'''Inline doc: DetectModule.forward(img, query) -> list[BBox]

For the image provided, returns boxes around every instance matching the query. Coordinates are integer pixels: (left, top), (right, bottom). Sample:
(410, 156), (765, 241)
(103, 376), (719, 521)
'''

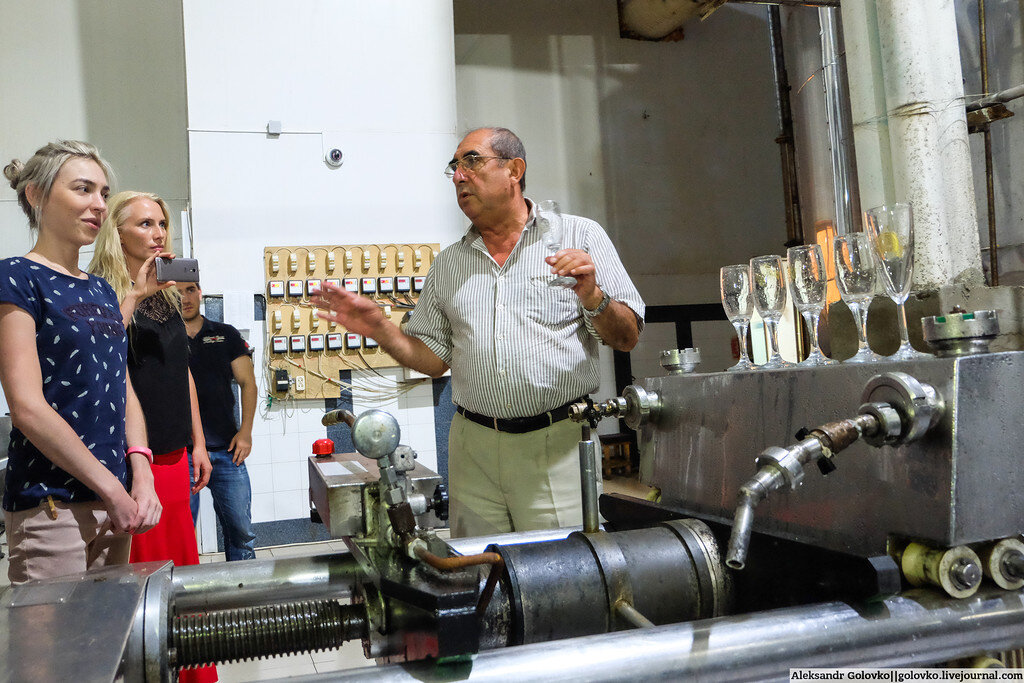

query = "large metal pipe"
(324, 587), (1024, 682)
(767, 4), (804, 246)
(171, 552), (364, 611)
(819, 6), (861, 236)
(842, 0), (984, 289)
(978, 0), (999, 285)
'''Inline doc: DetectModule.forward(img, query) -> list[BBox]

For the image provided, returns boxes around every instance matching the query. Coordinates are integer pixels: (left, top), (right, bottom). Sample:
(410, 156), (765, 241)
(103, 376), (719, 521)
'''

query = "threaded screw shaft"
(173, 599), (368, 668)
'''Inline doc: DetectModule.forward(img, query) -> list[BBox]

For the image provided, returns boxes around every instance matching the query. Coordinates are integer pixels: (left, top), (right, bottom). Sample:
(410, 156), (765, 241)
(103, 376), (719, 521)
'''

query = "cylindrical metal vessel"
(484, 519), (726, 647)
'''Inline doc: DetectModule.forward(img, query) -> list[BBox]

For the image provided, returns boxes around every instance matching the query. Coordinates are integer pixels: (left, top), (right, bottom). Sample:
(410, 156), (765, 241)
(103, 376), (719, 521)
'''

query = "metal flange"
(621, 385), (661, 430)
(860, 372), (944, 445)
(660, 348), (701, 375)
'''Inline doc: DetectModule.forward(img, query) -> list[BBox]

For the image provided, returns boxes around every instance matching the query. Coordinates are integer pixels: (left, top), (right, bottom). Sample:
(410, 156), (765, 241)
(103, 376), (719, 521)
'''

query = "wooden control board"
(264, 243), (439, 399)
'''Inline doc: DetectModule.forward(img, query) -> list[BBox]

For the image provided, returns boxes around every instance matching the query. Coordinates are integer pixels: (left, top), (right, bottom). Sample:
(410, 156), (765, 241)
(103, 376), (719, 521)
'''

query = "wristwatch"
(127, 446), (154, 464)
(583, 291), (612, 319)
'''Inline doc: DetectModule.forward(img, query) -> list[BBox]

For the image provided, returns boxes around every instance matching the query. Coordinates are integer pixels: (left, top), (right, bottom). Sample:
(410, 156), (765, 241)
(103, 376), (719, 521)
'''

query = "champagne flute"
(864, 202), (930, 360)
(786, 244), (837, 366)
(749, 255), (795, 370)
(833, 233), (883, 363)
(537, 200), (577, 288)
(720, 265), (755, 372)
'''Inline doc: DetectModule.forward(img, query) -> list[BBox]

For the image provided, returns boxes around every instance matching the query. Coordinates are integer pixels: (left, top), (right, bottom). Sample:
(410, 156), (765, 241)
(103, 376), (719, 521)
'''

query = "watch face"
(587, 293), (611, 316)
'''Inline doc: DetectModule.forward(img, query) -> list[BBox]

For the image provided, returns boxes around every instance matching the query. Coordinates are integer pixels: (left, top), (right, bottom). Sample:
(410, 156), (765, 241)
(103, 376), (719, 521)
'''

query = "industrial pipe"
(819, 5), (861, 236)
(579, 438), (600, 533)
(967, 83), (1024, 111)
(324, 588), (1024, 682)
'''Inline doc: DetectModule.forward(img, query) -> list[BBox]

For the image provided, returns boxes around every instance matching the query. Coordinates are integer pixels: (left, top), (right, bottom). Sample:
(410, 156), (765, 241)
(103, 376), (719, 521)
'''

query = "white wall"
(0, 0), (188, 413)
(181, 0), (461, 524)
(0, 1), (188, 258)
(453, 1), (787, 378)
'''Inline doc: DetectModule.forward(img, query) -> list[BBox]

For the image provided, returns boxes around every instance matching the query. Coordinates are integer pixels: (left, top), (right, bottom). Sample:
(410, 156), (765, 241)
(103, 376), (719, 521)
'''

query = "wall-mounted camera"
(325, 148), (344, 168)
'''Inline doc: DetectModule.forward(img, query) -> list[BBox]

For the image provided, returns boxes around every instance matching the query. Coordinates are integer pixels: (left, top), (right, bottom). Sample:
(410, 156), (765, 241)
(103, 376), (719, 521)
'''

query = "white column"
(842, 0), (984, 289)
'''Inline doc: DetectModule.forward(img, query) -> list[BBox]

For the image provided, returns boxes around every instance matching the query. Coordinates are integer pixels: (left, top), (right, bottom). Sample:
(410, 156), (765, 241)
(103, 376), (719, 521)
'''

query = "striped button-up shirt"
(405, 200), (645, 419)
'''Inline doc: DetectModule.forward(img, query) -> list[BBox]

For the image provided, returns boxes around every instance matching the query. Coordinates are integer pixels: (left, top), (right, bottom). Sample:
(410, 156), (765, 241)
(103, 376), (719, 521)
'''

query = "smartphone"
(155, 257), (200, 283)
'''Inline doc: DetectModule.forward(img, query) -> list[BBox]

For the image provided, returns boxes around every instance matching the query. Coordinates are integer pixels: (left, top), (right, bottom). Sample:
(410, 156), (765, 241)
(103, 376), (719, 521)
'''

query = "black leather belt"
(456, 399), (583, 434)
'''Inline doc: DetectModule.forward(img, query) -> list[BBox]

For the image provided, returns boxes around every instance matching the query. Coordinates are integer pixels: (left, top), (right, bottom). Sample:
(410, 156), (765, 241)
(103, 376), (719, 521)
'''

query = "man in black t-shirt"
(179, 282), (258, 560)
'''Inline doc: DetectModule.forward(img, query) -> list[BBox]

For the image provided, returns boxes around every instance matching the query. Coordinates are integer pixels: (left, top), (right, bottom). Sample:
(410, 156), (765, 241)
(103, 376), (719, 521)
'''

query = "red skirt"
(130, 447), (217, 683)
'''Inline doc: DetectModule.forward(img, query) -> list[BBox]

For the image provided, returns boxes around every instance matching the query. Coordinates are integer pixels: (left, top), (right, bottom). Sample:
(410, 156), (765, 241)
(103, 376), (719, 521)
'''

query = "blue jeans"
(189, 449), (257, 561)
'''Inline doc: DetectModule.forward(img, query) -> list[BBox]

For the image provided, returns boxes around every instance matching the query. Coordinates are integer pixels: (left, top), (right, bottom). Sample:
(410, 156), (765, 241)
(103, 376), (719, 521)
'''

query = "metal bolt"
(950, 559), (982, 590)
(383, 487), (405, 506)
(1001, 551), (1024, 580)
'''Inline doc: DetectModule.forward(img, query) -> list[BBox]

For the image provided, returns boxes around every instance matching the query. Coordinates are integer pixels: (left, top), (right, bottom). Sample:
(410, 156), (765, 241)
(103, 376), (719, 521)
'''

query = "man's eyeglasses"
(444, 155), (510, 178)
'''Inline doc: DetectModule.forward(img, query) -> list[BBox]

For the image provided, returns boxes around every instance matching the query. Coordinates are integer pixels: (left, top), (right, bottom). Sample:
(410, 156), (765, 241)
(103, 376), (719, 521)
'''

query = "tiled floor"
(0, 476), (654, 681)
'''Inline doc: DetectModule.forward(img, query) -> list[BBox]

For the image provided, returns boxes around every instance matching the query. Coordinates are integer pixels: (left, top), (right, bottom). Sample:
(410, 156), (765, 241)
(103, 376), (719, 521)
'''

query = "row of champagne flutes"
(721, 202), (928, 371)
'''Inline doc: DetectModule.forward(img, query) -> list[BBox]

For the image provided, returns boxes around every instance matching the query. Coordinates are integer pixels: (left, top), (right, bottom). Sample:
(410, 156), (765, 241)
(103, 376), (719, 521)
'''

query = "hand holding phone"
(155, 257), (200, 283)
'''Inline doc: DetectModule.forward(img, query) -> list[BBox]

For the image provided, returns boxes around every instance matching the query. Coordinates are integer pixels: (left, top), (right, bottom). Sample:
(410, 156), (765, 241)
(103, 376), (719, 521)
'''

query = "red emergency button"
(312, 438), (335, 455)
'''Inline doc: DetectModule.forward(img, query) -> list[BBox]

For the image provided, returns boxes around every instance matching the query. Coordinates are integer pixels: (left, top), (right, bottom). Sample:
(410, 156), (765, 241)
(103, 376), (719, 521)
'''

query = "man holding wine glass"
(315, 127), (645, 538)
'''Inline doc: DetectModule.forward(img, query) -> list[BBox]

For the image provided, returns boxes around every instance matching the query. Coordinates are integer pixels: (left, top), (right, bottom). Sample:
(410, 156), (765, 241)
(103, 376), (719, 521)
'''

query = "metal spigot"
(725, 372), (945, 571)
(725, 414), (880, 570)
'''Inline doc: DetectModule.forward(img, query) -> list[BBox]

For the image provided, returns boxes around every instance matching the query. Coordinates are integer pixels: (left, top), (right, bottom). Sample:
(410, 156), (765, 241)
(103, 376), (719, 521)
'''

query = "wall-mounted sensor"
(325, 148), (344, 167)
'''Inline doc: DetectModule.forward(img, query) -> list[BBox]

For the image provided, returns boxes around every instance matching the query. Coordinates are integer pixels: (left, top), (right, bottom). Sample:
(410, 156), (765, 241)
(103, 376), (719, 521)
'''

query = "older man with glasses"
(316, 126), (644, 538)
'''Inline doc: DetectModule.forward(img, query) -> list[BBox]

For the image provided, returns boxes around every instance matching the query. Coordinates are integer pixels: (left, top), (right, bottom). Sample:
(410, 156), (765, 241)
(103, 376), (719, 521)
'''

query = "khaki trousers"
(448, 413), (593, 538)
(4, 500), (131, 585)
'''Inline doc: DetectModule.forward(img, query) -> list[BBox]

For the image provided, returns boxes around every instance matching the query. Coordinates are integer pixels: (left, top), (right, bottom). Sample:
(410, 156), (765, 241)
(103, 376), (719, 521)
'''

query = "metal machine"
(3, 335), (1024, 681)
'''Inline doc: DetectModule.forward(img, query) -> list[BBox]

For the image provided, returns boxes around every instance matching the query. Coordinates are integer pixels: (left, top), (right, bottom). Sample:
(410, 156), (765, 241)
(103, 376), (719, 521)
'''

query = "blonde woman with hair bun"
(89, 192), (216, 682)
(0, 141), (161, 584)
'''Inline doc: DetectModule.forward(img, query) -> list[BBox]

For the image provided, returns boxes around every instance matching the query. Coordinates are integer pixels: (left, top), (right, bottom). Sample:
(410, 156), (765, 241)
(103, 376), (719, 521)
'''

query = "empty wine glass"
(720, 265), (755, 372)
(864, 202), (930, 360)
(749, 255), (795, 369)
(537, 200), (576, 288)
(786, 244), (837, 366)
(833, 233), (883, 363)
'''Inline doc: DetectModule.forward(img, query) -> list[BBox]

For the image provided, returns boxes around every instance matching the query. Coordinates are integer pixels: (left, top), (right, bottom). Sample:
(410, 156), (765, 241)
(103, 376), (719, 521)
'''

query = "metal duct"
(323, 587), (1024, 682)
